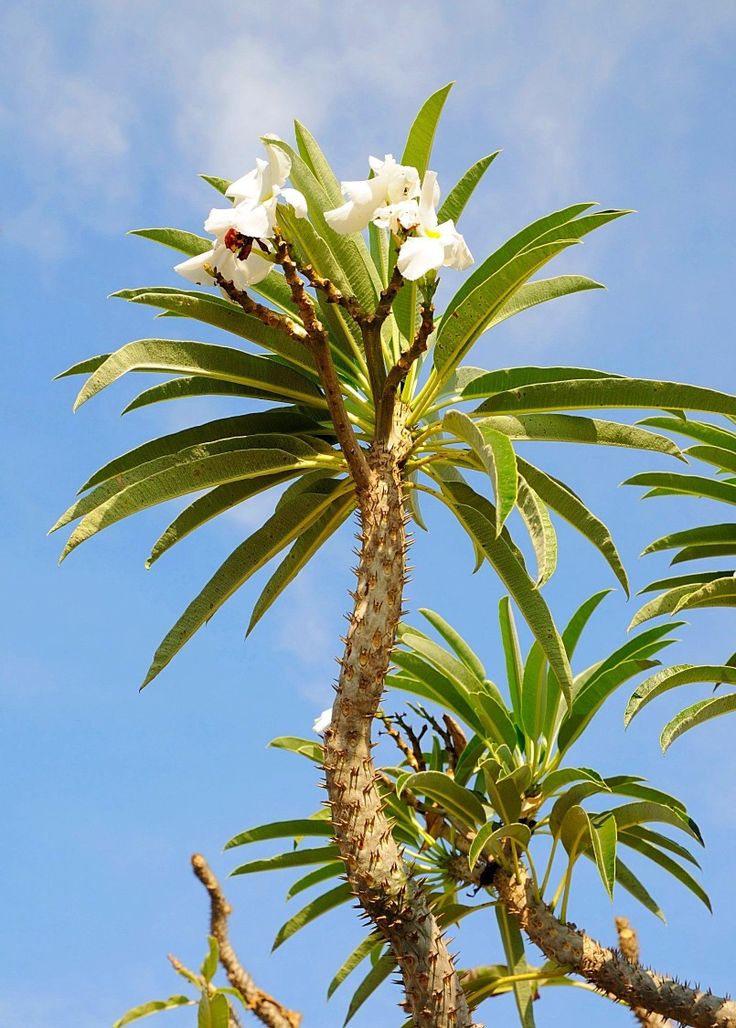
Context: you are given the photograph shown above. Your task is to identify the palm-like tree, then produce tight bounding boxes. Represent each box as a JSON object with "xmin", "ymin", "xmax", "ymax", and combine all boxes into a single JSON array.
[{"xmin": 55, "ymin": 85, "xmax": 736, "ymax": 1026}]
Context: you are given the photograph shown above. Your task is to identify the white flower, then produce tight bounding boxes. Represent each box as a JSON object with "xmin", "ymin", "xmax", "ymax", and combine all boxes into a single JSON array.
[
  {"xmin": 227, "ymin": 135, "xmax": 307, "ymax": 219},
  {"xmin": 394, "ymin": 171, "xmax": 474, "ymax": 281},
  {"xmin": 313, "ymin": 707, "xmax": 333, "ymax": 735},
  {"xmin": 325, "ymin": 155, "xmax": 420, "ymax": 234},
  {"xmin": 175, "ymin": 135, "xmax": 306, "ymax": 290},
  {"xmin": 174, "ymin": 242, "xmax": 272, "ymax": 290}
]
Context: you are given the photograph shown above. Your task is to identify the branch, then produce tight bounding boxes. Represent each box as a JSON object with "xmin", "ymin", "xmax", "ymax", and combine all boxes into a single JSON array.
[
  {"xmin": 212, "ymin": 271, "xmax": 307, "ymax": 342},
  {"xmin": 297, "ymin": 263, "xmax": 365, "ymax": 323},
  {"xmin": 615, "ymin": 917, "xmax": 673, "ymax": 1028},
  {"xmin": 191, "ymin": 854, "xmax": 302, "ymax": 1028},
  {"xmin": 274, "ymin": 236, "xmax": 372, "ymax": 495},
  {"xmin": 376, "ymin": 295, "xmax": 435, "ymax": 444},
  {"xmin": 494, "ymin": 865, "xmax": 736, "ymax": 1028}
]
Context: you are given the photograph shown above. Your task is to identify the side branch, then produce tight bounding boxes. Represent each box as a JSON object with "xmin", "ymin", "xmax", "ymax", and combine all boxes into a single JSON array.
[
  {"xmin": 275, "ymin": 236, "xmax": 372, "ymax": 495},
  {"xmin": 615, "ymin": 917, "xmax": 673, "ymax": 1028},
  {"xmin": 191, "ymin": 854, "xmax": 301, "ymax": 1028},
  {"xmin": 376, "ymin": 297, "xmax": 435, "ymax": 443},
  {"xmin": 495, "ymin": 866, "xmax": 736, "ymax": 1028},
  {"xmin": 212, "ymin": 272, "xmax": 307, "ymax": 341}
]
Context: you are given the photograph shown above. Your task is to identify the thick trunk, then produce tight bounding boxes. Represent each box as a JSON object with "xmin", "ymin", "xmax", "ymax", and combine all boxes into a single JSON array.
[{"xmin": 323, "ymin": 442, "xmax": 474, "ymax": 1028}]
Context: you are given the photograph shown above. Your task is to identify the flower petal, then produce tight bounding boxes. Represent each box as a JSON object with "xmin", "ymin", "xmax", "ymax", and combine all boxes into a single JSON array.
[
  {"xmin": 397, "ymin": 236, "xmax": 445, "ymax": 280},
  {"xmin": 313, "ymin": 707, "xmax": 332, "ymax": 734},
  {"xmin": 439, "ymin": 220, "xmax": 474, "ymax": 271},
  {"xmin": 226, "ymin": 166, "xmax": 261, "ymax": 205},
  {"xmin": 174, "ymin": 249, "xmax": 216, "ymax": 285},
  {"xmin": 279, "ymin": 186, "xmax": 308, "ymax": 219}
]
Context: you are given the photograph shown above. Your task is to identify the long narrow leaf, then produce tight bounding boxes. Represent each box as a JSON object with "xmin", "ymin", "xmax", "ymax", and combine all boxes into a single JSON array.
[{"xmin": 142, "ymin": 485, "xmax": 345, "ymax": 686}]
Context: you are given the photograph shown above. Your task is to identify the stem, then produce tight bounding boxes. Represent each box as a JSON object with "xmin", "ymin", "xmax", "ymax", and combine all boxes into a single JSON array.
[
  {"xmin": 322, "ymin": 446, "xmax": 474, "ymax": 1028},
  {"xmin": 191, "ymin": 854, "xmax": 301, "ymax": 1028},
  {"xmin": 495, "ymin": 865, "xmax": 736, "ymax": 1028}
]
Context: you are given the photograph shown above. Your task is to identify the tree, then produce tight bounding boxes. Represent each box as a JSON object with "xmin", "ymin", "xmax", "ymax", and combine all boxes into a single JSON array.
[{"xmin": 55, "ymin": 86, "xmax": 736, "ymax": 1027}]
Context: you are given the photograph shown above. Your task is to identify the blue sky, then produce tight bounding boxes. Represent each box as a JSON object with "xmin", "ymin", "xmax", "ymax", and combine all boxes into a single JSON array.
[{"xmin": 3, "ymin": 2, "xmax": 736, "ymax": 1025}]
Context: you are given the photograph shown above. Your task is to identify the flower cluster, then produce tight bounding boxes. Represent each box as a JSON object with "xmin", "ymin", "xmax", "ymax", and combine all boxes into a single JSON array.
[
  {"xmin": 175, "ymin": 143, "xmax": 472, "ymax": 292},
  {"xmin": 325, "ymin": 155, "xmax": 473, "ymax": 281},
  {"xmin": 175, "ymin": 136, "xmax": 306, "ymax": 290}
]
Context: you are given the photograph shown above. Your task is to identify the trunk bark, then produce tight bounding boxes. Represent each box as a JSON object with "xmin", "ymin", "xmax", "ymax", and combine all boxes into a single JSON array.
[
  {"xmin": 496, "ymin": 867, "xmax": 736, "ymax": 1028},
  {"xmin": 322, "ymin": 441, "xmax": 475, "ymax": 1028}
]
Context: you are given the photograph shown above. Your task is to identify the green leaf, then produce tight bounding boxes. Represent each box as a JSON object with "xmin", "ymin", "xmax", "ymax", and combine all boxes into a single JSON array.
[
  {"xmin": 294, "ymin": 120, "xmax": 344, "ymax": 206},
  {"xmin": 687, "ymin": 444, "xmax": 736, "ymax": 474},
  {"xmin": 477, "ymin": 378, "xmax": 736, "ymax": 419},
  {"xmin": 639, "ymin": 571, "xmax": 733, "ymax": 594},
  {"xmin": 625, "ymin": 472, "xmax": 736, "ymax": 506},
  {"xmin": 441, "ymin": 481, "xmax": 573, "ymax": 698},
  {"xmin": 437, "ymin": 152, "xmax": 500, "ymax": 225},
  {"xmin": 122, "ymin": 376, "xmax": 286, "ymax": 413},
  {"xmin": 57, "ymin": 443, "xmax": 322, "ymax": 560},
  {"xmin": 485, "ymin": 275, "xmax": 605, "ymax": 330},
  {"xmin": 328, "ymin": 933, "xmax": 383, "ymax": 999},
  {"xmin": 129, "ymin": 227, "xmax": 211, "ymax": 256},
  {"xmin": 269, "ymin": 736, "xmax": 323, "ymax": 762},
  {"xmin": 287, "ymin": 862, "xmax": 344, "ymax": 900},
  {"xmin": 248, "ymin": 492, "xmax": 354, "ymax": 633},
  {"xmin": 198, "ymin": 991, "xmax": 229, "ymax": 1028},
  {"xmin": 434, "ymin": 238, "xmax": 581, "ymax": 377},
  {"xmin": 540, "ymin": 767, "xmax": 606, "ymax": 799},
  {"xmin": 225, "ymin": 818, "xmax": 334, "ymax": 850},
  {"xmin": 516, "ymin": 479, "xmax": 557, "ymax": 586},
  {"xmin": 479, "ymin": 413, "xmax": 683, "ymax": 458},
  {"xmin": 625, "ymin": 664, "xmax": 736, "ymax": 726},
  {"xmin": 622, "ymin": 826, "xmax": 701, "ymax": 868},
  {"xmin": 517, "ymin": 459, "xmax": 629, "ymax": 594},
  {"xmin": 459, "ymin": 365, "xmax": 622, "ymax": 401},
  {"xmin": 344, "ymin": 953, "xmax": 396, "ymax": 1025},
  {"xmin": 589, "ymin": 813, "xmax": 617, "ymax": 899},
  {"xmin": 147, "ymin": 473, "xmax": 299, "ymax": 568},
  {"xmin": 620, "ymin": 835, "xmax": 710, "ymax": 910},
  {"xmin": 273, "ymin": 883, "xmax": 352, "ymax": 949},
  {"xmin": 673, "ymin": 575, "xmax": 736, "ymax": 612},
  {"xmin": 113, "ymin": 288, "xmax": 310, "ymax": 369},
  {"xmin": 549, "ymin": 782, "xmax": 611, "ymax": 837},
  {"xmin": 55, "ymin": 353, "xmax": 110, "ymax": 379},
  {"xmin": 442, "ymin": 203, "xmax": 602, "ymax": 326},
  {"xmin": 469, "ymin": 822, "xmax": 531, "ymax": 871},
  {"xmin": 113, "ymin": 997, "xmax": 195, "ymax": 1027},
  {"xmin": 609, "ymin": 802, "xmax": 702, "ymax": 845},
  {"xmin": 557, "ymin": 659, "xmax": 661, "ymax": 754},
  {"xmin": 199, "ymin": 173, "xmax": 231, "ymax": 195},
  {"xmin": 74, "ymin": 339, "xmax": 324, "ymax": 411},
  {"xmin": 498, "ymin": 597, "xmax": 524, "ymax": 723},
  {"xmin": 397, "ymin": 770, "xmax": 487, "ymax": 827},
  {"xmin": 520, "ymin": 641, "xmax": 549, "ymax": 744},
  {"xmin": 388, "ymin": 655, "xmax": 486, "ymax": 737},
  {"xmin": 230, "ymin": 845, "xmax": 340, "ymax": 876},
  {"xmin": 201, "ymin": 937, "xmax": 219, "ymax": 983},
  {"xmin": 141, "ymin": 484, "xmax": 345, "ymax": 686},
  {"xmin": 80, "ymin": 409, "xmax": 328, "ymax": 492},
  {"xmin": 401, "ymin": 82, "xmax": 453, "ymax": 175},
  {"xmin": 614, "ymin": 859, "xmax": 665, "ymax": 921},
  {"xmin": 629, "ymin": 583, "xmax": 703, "ymax": 629},
  {"xmin": 661, "ymin": 692, "xmax": 736, "ymax": 750},
  {"xmin": 444, "ymin": 410, "xmax": 518, "ymax": 533},
  {"xmin": 639, "ymin": 416, "xmax": 736, "ymax": 453},
  {"xmin": 495, "ymin": 905, "xmax": 537, "ymax": 1028},
  {"xmin": 418, "ymin": 608, "xmax": 486, "ymax": 681},
  {"xmin": 642, "ymin": 522, "xmax": 736, "ymax": 555}
]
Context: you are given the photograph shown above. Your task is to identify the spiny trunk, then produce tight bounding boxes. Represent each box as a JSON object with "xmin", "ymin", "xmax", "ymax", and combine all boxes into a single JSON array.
[
  {"xmin": 496, "ymin": 867, "xmax": 736, "ymax": 1028},
  {"xmin": 322, "ymin": 443, "xmax": 474, "ymax": 1028}
]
